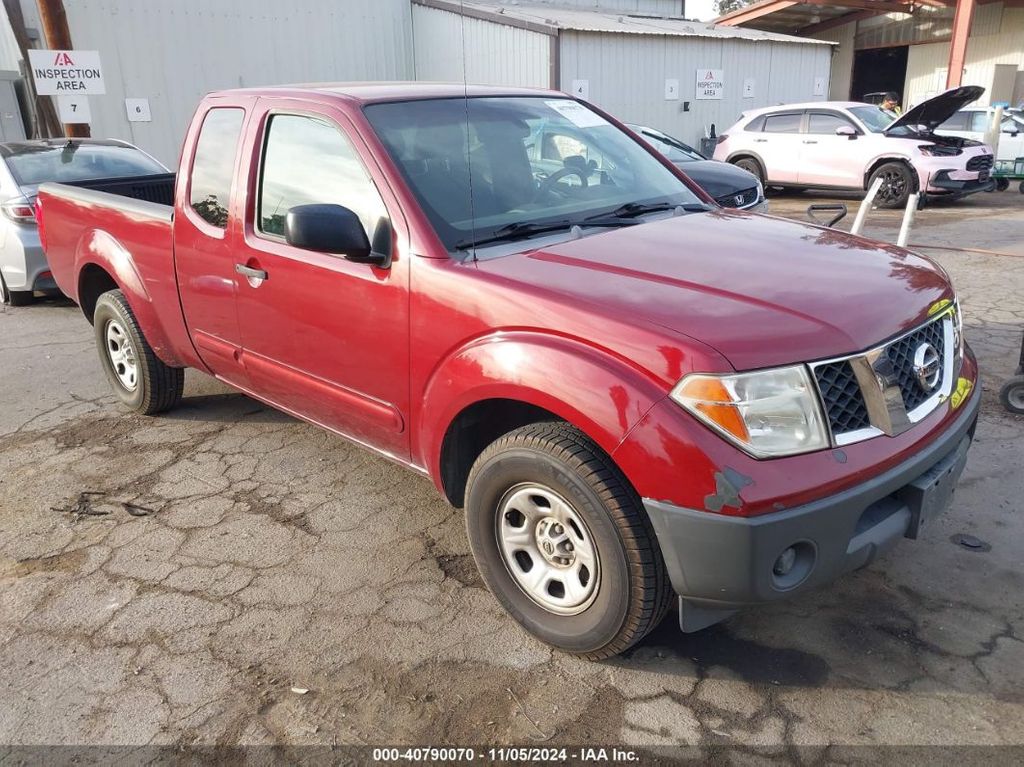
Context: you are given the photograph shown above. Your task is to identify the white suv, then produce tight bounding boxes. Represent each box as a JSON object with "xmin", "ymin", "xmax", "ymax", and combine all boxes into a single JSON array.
[
  {"xmin": 937, "ymin": 106, "xmax": 1024, "ymax": 165},
  {"xmin": 713, "ymin": 86, "xmax": 995, "ymax": 208}
]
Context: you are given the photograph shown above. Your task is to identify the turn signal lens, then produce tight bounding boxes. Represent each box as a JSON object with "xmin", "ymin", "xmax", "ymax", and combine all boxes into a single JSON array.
[{"xmin": 671, "ymin": 366, "xmax": 829, "ymax": 458}]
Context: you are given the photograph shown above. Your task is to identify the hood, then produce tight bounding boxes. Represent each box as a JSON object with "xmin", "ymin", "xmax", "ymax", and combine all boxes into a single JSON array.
[
  {"xmin": 676, "ymin": 160, "xmax": 759, "ymax": 199},
  {"xmin": 476, "ymin": 211, "xmax": 953, "ymax": 371},
  {"xmin": 885, "ymin": 86, "xmax": 984, "ymax": 135}
]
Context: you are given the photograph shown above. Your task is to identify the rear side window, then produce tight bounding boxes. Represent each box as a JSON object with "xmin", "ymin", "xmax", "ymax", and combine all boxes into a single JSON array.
[
  {"xmin": 968, "ymin": 112, "xmax": 991, "ymax": 132},
  {"xmin": 808, "ymin": 112, "xmax": 855, "ymax": 134},
  {"xmin": 190, "ymin": 108, "xmax": 244, "ymax": 228},
  {"xmin": 744, "ymin": 115, "xmax": 766, "ymax": 132},
  {"xmin": 763, "ymin": 113, "xmax": 802, "ymax": 133},
  {"xmin": 257, "ymin": 113, "xmax": 387, "ymax": 241},
  {"xmin": 939, "ymin": 111, "xmax": 969, "ymax": 131}
]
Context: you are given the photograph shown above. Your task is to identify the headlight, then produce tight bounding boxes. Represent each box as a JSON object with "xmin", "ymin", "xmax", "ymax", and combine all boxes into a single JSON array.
[{"xmin": 670, "ymin": 366, "xmax": 829, "ymax": 458}]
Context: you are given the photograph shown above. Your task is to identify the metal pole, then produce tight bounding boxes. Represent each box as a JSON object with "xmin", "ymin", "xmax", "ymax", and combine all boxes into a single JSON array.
[
  {"xmin": 946, "ymin": 0, "xmax": 976, "ymax": 89},
  {"xmin": 897, "ymin": 193, "xmax": 919, "ymax": 248},
  {"xmin": 850, "ymin": 176, "xmax": 883, "ymax": 236},
  {"xmin": 36, "ymin": 0, "xmax": 90, "ymax": 138}
]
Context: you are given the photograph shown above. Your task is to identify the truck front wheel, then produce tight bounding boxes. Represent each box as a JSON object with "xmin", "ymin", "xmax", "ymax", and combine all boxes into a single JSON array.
[
  {"xmin": 93, "ymin": 289, "xmax": 184, "ymax": 415},
  {"xmin": 464, "ymin": 422, "xmax": 672, "ymax": 659}
]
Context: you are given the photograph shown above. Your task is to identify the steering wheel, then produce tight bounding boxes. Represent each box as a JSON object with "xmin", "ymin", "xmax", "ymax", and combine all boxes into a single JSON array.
[{"xmin": 535, "ymin": 166, "xmax": 588, "ymax": 200}]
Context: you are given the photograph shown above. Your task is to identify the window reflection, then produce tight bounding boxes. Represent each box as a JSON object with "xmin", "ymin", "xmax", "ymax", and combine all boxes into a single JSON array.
[
  {"xmin": 190, "ymin": 108, "xmax": 244, "ymax": 228},
  {"xmin": 258, "ymin": 114, "xmax": 387, "ymax": 241}
]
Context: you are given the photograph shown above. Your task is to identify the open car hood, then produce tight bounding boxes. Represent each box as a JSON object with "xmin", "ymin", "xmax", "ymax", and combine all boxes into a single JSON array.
[{"xmin": 885, "ymin": 85, "xmax": 985, "ymax": 135}]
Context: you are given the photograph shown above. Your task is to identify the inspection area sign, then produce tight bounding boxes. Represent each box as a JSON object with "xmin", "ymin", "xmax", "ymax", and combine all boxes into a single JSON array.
[
  {"xmin": 28, "ymin": 50, "xmax": 105, "ymax": 95},
  {"xmin": 695, "ymin": 68, "xmax": 724, "ymax": 100}
]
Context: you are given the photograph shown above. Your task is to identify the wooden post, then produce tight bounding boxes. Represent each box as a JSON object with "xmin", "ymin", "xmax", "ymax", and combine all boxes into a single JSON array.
[
  {"xmin": 945, "ymin": 0, "xmax": 976, "ymax": 89},
  {"xmin": 36, "ymin": 0, "xmax": 90, "ymax": 137},
  {"xmin": 3, "ymin": 0, "xmax": 60, "ymax": 137}
]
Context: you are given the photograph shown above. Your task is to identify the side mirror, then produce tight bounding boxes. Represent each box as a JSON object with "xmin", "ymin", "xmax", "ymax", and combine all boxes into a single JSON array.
[
  {"xmin": 835, "ymin": 125, "xmax": 857, "ymax": 139},
  {"xmin": 284, "ymin": 204, "xmax": 390, "ymax": 267}
]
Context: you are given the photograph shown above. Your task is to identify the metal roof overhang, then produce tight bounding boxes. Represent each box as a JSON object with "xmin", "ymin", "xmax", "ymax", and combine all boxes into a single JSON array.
[{"xmin": 713, "ymin": 0, "xmax": 960, "ymax": 36}]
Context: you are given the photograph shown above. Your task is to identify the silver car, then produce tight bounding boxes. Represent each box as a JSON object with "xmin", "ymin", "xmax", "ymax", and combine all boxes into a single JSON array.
[{"xmin": 0, "ymin": 139, "xmax": 168, "ymax": 306}]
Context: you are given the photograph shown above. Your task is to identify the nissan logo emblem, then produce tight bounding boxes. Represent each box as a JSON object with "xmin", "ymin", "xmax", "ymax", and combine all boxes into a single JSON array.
[{"xmin": 913, "ymin": 342, "xmax": 941, "ymax": 392}]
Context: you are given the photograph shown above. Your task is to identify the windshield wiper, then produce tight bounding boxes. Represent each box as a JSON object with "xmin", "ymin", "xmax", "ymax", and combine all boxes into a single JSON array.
[
  {"xmin": 584, "ymin": 201, "xmax": 710, "ymax": 223},
  {"xmin": 453, "ymin": 217, "xmax": 639, "ymax": 251}
]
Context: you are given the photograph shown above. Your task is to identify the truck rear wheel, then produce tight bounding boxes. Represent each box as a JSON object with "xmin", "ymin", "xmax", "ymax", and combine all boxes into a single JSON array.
[
  {"xmin": 93, "ymin": 289, "xmax": 184, "ymax": 415},
  {"xmin": 464, "ymin": 422, "xmax": 672, "ymax": 659}
]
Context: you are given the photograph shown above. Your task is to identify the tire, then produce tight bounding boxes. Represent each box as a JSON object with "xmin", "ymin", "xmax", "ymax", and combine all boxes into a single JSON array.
[
  {"xmin": 994, "ymin": 177, "xmax": 1009, "ymax": 192},
  {"xmin": 1000, "ymin": 375, "xmax": 1024, "ymax": 415},
  {"xmin": 731, "ymin": 156, "xmax": 765, "ymax": 186},
  {"xmin": 1019, "ymin": 180, "xmax": 1024, "ymax": 195},
  {"xmin": 1, "ymin": 273, "xmax": 32, "ymax": 306},
  {"xmin": 464, "ymin": 422, "xmax": 672, "ymax": 659},
  {"xmin": 93, "ymin": 289, "xmax": 184, "ymax": 414},
  {"xmin": 869, "ymin": 162, "xmax": 915, "ymax": 209}
]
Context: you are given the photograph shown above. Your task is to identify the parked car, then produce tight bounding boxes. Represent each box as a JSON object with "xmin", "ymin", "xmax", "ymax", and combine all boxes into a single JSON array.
[
  {"xmin": 936, "ymin": 106, "xmax": 1024, "ymax": 165},
  {"xmin": 37, "ymin": 84, "xmax": 979, "ymax": 659},
  {"xmin": 0, "ymin": 138, "xmax": 170, "ymax": 306},
  {"xmin": 714, "ymin": 86, "xmax": 995, "ymax": 208},
  {"xmin": 626, "ymin": 124, "xmax": 765, "ymax": 210}
]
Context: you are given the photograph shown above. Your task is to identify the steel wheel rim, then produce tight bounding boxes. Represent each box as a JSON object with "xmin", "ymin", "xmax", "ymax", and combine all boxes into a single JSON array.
[
  {"xmin": 1009, "ymin": 385, "xmax": 1024, "ymax": 411},
  {"xmin": 877, "ymin": 170, "xmax": 907, "ymax": 202},
  {"xmin": 496, "ymin": 483, "xmax": 600, "ymax": 616},
  {"xmin": 105, "ymin": 319, "xmax": 138, "ymax": 392}
]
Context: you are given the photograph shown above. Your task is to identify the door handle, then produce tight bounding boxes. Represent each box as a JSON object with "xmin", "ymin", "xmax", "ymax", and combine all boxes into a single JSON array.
[
  {"xmin": 235, "ymin": 263, "xmax": 268, "ymax": 281},
  {"xmin": 803, "ymin": 140, "xmax": 818, "ymax": 144}
]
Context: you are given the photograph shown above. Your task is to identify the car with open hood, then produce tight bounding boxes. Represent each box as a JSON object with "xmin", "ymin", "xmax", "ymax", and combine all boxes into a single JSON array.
[{"xmin": 713, "ymin": 86, "xmax": 995, "ymax": 207}]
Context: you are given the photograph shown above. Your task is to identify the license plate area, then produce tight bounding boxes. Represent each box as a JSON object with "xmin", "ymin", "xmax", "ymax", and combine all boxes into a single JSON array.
[{"xmin": 899, "ymin": 436, "xmax": 970, "ymax": 540}]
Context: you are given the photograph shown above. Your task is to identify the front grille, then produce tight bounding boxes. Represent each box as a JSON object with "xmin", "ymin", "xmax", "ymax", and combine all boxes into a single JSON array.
[
  {"xmin": 814, "ymin": 360, "xmax": 871, "ymax": 433},
  {"xmin": 966, "ymin": 154, "xmax": 993, "ymax": 172},
  {"xmin": 811, "ymin": 313, "xmax": 952, "ymax": 444},
  {"xmin": 716, "ymin": 186, "xmax": 758, "ymax": 209},
  {"xmin": 885, "ymin": 317, "xmax": 945, "ymax": 412}
]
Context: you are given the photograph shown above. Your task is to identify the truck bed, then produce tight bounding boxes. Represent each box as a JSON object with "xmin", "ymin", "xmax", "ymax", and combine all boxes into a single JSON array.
[{"xmin": 36, "ymin": 177, "xmax": 194, "ymax": 367}]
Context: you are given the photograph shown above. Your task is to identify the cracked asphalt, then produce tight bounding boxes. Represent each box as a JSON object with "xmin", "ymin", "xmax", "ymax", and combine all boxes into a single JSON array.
[{"xmin": 0, "ymin": 191, "xmax": 1022, "ymax": 754}]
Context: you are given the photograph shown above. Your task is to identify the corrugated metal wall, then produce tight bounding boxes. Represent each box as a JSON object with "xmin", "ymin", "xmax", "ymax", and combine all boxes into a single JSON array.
[
  {"xmin": 811, "ymin": 23, "xmax": 854, "ymax": 100},
  {"xmin": 14, "ymin": 0, "xmax": 414, "ymax": 165},
  {"xmin": 412, "ymin": 5, "xmax": 552, "ymax": 87},
  {"xmin": 559, "ymin": 31, "xmax": 832, "ymax": 147},
  {"xmin": 904, "ymin": 5, "xmax": 1024, "ymax": 109}
]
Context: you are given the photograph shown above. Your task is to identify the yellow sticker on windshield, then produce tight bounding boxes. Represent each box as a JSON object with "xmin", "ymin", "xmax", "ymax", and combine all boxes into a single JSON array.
[
  {"xmin": 928, "ymin": 299, "xmax": 952, "ymax": 316},
  {"xmin": 950, "ymin": 377, "xmax": 973, "ymax": 410}
]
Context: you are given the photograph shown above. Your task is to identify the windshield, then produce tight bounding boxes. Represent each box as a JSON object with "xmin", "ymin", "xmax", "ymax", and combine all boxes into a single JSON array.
[
  {"xmin": 364, "ymin": 97, "xmax": 702, "ymax": 252},
  {"xmin": 849, "ymin": 106, "xmax": 898, "ymax": 133},
  {"xmin": 3, "ymin": 142, "xmax": 166, "ymax": 187}
]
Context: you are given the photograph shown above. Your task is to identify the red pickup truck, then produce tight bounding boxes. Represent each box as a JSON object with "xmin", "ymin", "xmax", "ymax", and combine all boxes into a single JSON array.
[{"xmin": 37, "ymin": 84, "xmax": 979, "ymax": 659}]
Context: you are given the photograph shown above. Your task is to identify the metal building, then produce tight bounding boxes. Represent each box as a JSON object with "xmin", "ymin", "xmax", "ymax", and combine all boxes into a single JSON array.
[
  {"xmin": 0, "ymin": 0, "xmax": 415, "ymax": 165},
  {"xmin": 413, "ymin": 0, "xmax": 835, "ymax": 147},
  {"xmin": 0, "ymin": 0, "xmax": 832, "ymax": 163},
  {"xmin": 715, "ymin": 0, "xmax": 1024, "ymax": 109}
]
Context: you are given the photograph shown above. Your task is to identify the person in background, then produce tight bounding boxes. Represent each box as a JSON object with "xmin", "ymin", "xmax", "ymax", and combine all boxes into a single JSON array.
[{"xmin": 881, "ymin": 92, "xmax": 903, "ymax": 115}]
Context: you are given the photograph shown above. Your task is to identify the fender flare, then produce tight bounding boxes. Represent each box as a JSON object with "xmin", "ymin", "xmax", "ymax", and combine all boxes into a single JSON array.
[
  {"xmin": 863, "ymin": 154, "xmax": 918, "ymax": 190},
  {"xmin": 74, "ymin": 229, "xmax": 189, "ymax": 368},
  {"xmin": 417, "ymin": 330, "xmax": 669, "ymax": 489}
]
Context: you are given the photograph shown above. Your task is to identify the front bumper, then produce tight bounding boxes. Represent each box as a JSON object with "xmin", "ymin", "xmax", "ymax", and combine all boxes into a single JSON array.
[
  {"xmin": 927, "ymin": 170, "xmax": 996, "ymax": 198},
  {"xmin": 642, "ymin": 385, "xmax": 979, "ymax": 631}
]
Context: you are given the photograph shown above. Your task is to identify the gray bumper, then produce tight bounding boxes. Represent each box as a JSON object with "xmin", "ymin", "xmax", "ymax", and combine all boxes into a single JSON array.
[{"xmin": 643, "ymin": 389, "xmax": 979, "ymax": 631}]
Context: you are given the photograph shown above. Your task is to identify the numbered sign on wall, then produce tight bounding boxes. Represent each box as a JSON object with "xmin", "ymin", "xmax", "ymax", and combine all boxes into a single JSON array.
[
  {"xmin": 125, "ymin": 98, "xmax": 152, "ymax": 123},
  {"xmin": 664, "ymin": 79, "xmax": 679, "ymax": 101},
  {"xmin": 56, "ymin": 94, "xmax": 90, "ymax": 124},
  {"xmin": 571, "ymin": 80, "xmax": 589, "ymax": 100}
]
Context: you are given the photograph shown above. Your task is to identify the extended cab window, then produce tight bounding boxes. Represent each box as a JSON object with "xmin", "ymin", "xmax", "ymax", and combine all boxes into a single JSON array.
[
  {"xmin": 763, "ymin": 113, "xmax": 802, "ymax": 133},
  {"xmin": 258, "ymin": 114, "xmax": 387, "ymax": 241},
  {"xmin": 190, "ymin": 108, "xmax": 244, "ymax": 228}
]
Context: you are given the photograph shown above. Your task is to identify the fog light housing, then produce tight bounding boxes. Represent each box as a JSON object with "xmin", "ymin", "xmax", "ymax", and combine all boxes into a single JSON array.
[
  {"xmin": 773, "ymin": 547, "xmax": 797, "ymax": 576},
  {"xmin": 770, "ymin": 541, "xmax": 816, "ymax": 590}
]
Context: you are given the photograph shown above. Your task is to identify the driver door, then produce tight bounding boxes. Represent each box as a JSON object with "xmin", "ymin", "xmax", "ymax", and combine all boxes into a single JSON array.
[
  {"xmin": 232, "ymin": 100, "xmax": 411, "ymax": 457},
  {"xmin": 798, "ymin": 111, "xmax": 863, "ymax": 188}
]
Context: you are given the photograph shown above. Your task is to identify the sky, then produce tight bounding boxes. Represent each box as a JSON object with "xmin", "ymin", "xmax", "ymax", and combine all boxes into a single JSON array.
[{"xmin": 686, "ymin": 0, "xmax": 719, "ymax": 22}]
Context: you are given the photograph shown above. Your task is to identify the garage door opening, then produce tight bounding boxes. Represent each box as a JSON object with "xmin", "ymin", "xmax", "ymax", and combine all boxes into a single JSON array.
[{"xmin": 850, "ymin": 46, "xmax": 909, "ymax": 107}]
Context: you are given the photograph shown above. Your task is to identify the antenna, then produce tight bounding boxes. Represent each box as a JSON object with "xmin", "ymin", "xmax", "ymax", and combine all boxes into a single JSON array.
[{"xmin": 460, "ymin": 0, "xmax": 478, "ymax": 262}]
